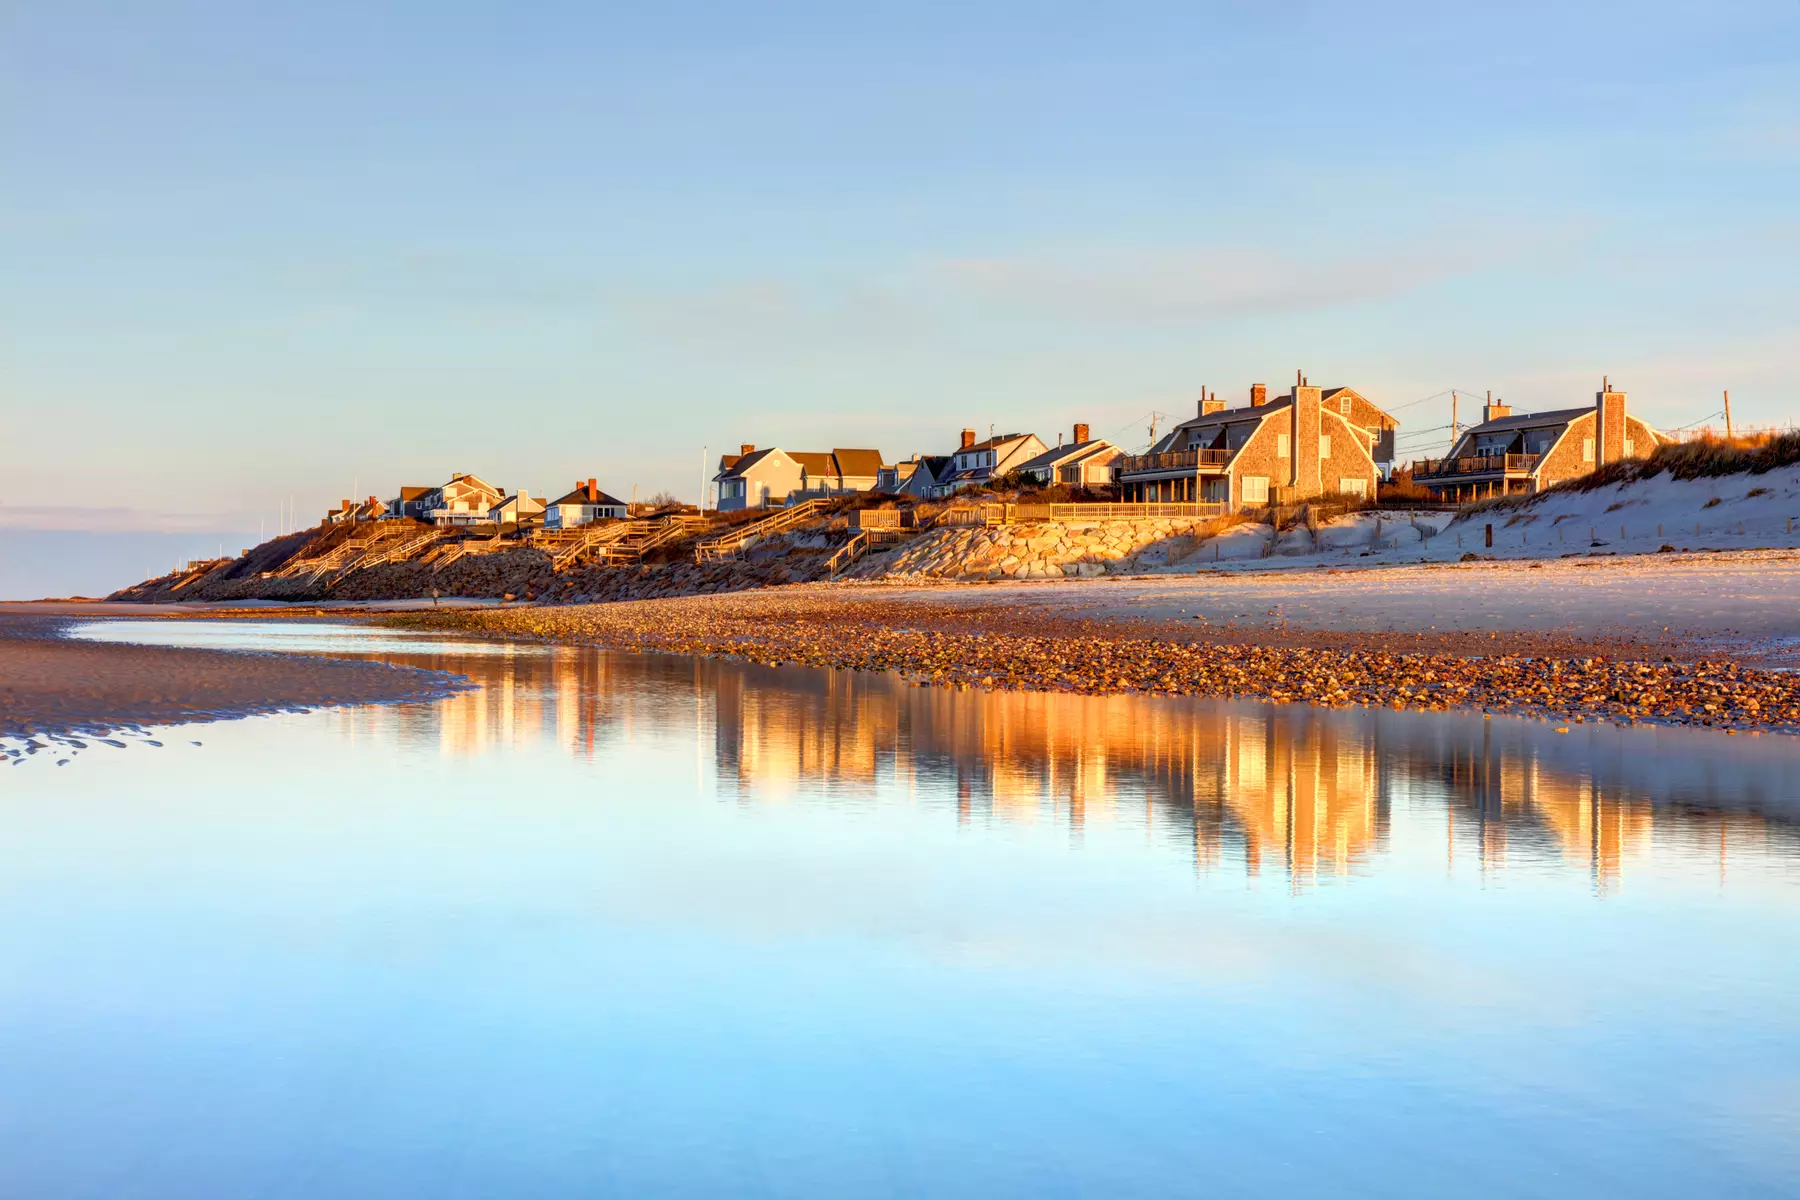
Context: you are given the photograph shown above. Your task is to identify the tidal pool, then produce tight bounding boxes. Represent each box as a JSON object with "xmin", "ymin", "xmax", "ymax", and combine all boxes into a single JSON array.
[{"xmin": 4, "ymin": 619, "xmax": 1799, "ymax": 1197}]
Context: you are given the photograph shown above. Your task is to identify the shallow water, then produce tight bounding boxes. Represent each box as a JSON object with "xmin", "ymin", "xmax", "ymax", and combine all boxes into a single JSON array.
[{"xmin": 5, "ymin": 619, "xmax": 1800, "ymax": 1197}]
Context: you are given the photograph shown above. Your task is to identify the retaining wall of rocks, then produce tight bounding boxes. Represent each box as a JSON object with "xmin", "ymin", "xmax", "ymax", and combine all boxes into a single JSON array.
[{"xmin": 862, "ymin": 519, "xmax": 1234, "ymax": 581}]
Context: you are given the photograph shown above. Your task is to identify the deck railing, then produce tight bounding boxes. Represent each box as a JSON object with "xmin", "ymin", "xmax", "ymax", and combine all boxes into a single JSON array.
[
  {"xmin": 1411, "ymin": 453, "xmax": 1541, "ymax": 478},
  {"xmin": 1116, "ymin": 448, "xmax": 1232, "ymax": 476}
]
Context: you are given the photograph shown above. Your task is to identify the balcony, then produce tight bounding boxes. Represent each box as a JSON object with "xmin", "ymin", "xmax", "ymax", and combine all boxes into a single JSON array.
[
  {"xmin": 1116, "ymin": 447, "xmax": 1232, "ymax": 476},
  {"xmin": 1411, "ymin": 453, "xmax": 1540, "ymax": 479}
]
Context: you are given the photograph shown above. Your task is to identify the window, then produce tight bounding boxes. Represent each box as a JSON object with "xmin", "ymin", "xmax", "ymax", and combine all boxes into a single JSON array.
[
  {"xmin": 1319, "ymin": 434, "xmax": 1332, "ymax": 458},
  {"xmin": 1241, "ymin": 475, "xmax": 1269, "ymax": 505},
  {"xmin": 1582, "ymin": 438, "xmax": 1595, "ymax": 463},
  {"xmin": 1276, "ymin": 433, "xmax": 1291, "ymax": 457},
  {"xmin": 1339, "ymin": 477, "xmax": 1368, "ymax": 497},
  {"xmin": 1623, "ymin": 438, "xmax": 1635, "ymax": 457},
  {"xmin": 1340, "ymin": 395, "xmax": 1353, "ymax": 414}
]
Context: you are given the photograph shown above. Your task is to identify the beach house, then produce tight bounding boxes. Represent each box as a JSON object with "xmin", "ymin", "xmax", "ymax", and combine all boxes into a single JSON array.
[
  {"xmin": 422, "ymin": 474, "xmax": 506, "ymax": 526},
  {"xmin": 488, "ymin": 491, "xmax": 547, "ymax": 531},
  {"xmin": 1408, "ymin": 382, "xmax": 1667, "ymax": 501},
  {"xmin": 713, "ymin": 446, "xmax": 887, "ymax": 511},
  {"xmin": 931, "ymin": 430, "xmax": 1049, "ymax": 496},
  {"xmin": 1115, "ymin": 378, "xmax": 1398, "ymax": 509},
  {"xmin": 327, "ymin": 496, "xmax": 387, "ymax": 524},
  {"xmin": 387, "ymin": 486, "xmax": 436, "ymax": 521},
  {"xmin": 543, "ymin": 480, "xmax": 627, "ymax": 529},
  {"xmin": 1012, "ymin": 425, "xmax": 1122, "ymax": 489}
]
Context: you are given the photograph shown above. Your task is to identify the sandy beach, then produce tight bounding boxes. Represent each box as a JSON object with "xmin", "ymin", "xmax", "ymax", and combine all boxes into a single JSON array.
[{"xmin": 0, "ymin": 605, "xmax": 471, "ymax": 740}]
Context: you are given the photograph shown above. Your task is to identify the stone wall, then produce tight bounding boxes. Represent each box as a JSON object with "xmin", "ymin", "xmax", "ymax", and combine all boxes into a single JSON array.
[{"xmin": 862, "ymin": 518, "xmax": 1234, "ymax": 581}]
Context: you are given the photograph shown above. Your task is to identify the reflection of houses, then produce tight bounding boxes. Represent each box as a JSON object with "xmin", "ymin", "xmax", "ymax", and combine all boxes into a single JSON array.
[{"xmin": 322, "ymin": 637, "xmax": 1800, "ymax": 894}]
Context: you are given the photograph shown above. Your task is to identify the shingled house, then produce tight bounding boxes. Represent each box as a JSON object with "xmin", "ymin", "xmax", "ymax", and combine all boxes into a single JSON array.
[
  {"xmin": 1012, "ymin": 424, "xmax": 1122, "ymax": 488},
  {"xmin": 1410, "ymin": 382, "xmax": 1666, "ymax": 501},
  {"xmin": 1116, "ymin": 378, "xmax": 1398, "ymax": 509},
  {"xmin": 931, "ymin": 429, "xmax": 1049, "ymax": 496}
]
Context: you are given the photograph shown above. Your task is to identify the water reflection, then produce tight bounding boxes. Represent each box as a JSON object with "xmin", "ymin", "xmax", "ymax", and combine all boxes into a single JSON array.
[{"xmin": 314, "ymin": 630, "xmax": 1800, "ymax": 894}]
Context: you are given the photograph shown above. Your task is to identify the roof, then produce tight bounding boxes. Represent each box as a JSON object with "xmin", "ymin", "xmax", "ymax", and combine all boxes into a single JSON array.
[
  {"xmin": 831, "ymin": 448, "xmax": 884, "ymax": 477},
  {"xmin": 397, "ymin": 485, "xmax": 434, "ymax": 501},
  {"xmin": 549, "ymin": 486, "xmax": 626, "ymax": 508},
  {"xmin": 1013, "ymin": 439, "xmax": 1114, "ymax": 475},
  {"xmin": 492, "ymin": 493, "xmax": 545, "ymax": 510},
  {"xmin": 788, "ymin": 451, "xmax": 837, "ymax": 477},
  {"xmin": 717, "ymin": 447, "xmax": 786, "ymax": 479},
  {"xmin": 1461, "ymin": 406, "xmax": 1593, "ymax": 436},
  {"xmin": 958, "ymin": 432, "xmax": 1031, "ymax": 454}
]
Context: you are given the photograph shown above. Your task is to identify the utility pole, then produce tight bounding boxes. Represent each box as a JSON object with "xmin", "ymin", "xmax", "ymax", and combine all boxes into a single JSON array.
[
  {"xmin": 1451, "ymin": 391, "xmax": 1459, "ymax": 444},
  {"xmin": 699, "ymin": 446, "xmax": 708, "ymax": 514},
  {"xmin": 1724, "ymin": 390, "xmax": 1733, "ymax": 441}
]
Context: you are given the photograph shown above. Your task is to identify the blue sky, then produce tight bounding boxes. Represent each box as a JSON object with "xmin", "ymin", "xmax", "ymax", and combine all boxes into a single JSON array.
[{"xmin": 2, "ymin": 1, "xmax": 1797, "ymax": 593}]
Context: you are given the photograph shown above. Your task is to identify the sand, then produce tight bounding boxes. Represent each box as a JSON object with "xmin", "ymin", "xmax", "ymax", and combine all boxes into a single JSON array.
[{"xmin": 0, "ymin": 608, "xmax": 471, "ymax": 739}]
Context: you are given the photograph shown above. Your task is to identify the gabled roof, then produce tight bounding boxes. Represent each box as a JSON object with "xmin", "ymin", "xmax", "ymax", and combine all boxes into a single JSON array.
[
  {"xmin": 958, "ymin": 432, "xmax": 1032, "ymax": 454},
  {"xmin": 1461, "ymin": 406, "xmax": 1593, "ymax": 436},
  {"xmin": 549, "ymin": 485, "xmax": 626, "ymax": 508},
  {"xmin": 831, "ymin": 448, "xmax": 884, "ymax": 477},
  {"xmin": 718, "ymin": 447, "xmax": 788, "ymax": 479},
  {"xmin": 1013, "ymin": 439, "xmax": 1115, "ymax": 475},
  {"xmin": 788, "ymin": 451, "xmax": 837, "ymax": 477},
  {"xmin": 492, "ymin": 493, "xmax": 545, "ymax": 511},
  {"xmin": 397, "ymin": 486, "xmax": 434, "ymax": 502}
]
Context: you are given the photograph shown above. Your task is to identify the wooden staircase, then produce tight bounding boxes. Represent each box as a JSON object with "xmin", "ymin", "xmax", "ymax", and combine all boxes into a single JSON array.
[{"xmin": 694, "ymin": 499, "xmax": 828, "ymax": 563}]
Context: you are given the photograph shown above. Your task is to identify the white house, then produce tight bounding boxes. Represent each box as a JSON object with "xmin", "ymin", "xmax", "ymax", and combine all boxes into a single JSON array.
[
  {"xmin": 931, "ymin": 429, "xmax": 1048, "ymax": 496},
  {"xmin": 488, "ymin": 491, "xmax": 546, "ymax": 530},
  {"xmin": 544, "ymin": 479, "xmax": 628, "ymax": 529}
]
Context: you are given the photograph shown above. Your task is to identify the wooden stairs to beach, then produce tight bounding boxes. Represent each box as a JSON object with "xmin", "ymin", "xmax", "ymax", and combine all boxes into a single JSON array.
[
  {"xmin": 694, "ymin": 499, "xmax": 828, "ymax": 563},
  {"xmin": 597, "ymin": 514, "xmax": 708, "ymax": 564},
  {"xmin": 545, "ymin": 522, "xmax": 636, "ymax": 569},
  {"xmin": 825, "ymin": 526, "xmax": 914, "ymax": 577},
  {"xmin": 431, "ymin": 538, "xmax": 514, "ymax": 574}
]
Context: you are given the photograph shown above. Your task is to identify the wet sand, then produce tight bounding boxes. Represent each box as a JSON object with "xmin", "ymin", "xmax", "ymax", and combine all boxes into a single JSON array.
[{"xmin": 0, "ymin": 608, "xmax": 471, "ymax": 738}]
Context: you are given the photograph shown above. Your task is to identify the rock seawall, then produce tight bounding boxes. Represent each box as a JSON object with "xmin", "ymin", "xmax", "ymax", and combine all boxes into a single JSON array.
[{"xmin": 863, "ymin": 519, "xmax": 1233, "ymax": 580}]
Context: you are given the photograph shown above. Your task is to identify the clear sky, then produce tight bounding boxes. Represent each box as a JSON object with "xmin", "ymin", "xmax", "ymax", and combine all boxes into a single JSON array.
[{"xmin": 2, "ymin": 1, "xmax": 1797, "ymax": 594}]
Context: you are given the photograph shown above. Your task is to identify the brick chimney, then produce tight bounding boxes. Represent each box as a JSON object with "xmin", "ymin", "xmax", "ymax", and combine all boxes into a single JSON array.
[
  {"xmin": 1483, "ymin": 399, "xmax": 1512, "ymax": 422},
  {"xmin": 587, "ymin": 477, "xmax": 598, "ymax": 501},
  {"xmin": 1595, "ymin": 378, "xmax": 1627, "ymax": 465},
  {"xmin": 1250, "ymin": 383, "xmax": 1268, "ymax": 407},
  {"xmin": 1073, "ymin": 423, "xmax": 1090, "ymax": 445},
  {"xmin": 1201, "ymin": 386, "xmax": 1226, "ymax": 415},
  {"xmin": 740, "ymin": 443, "xmax": 755, "ymax": 456},
  {"xmin": 961, "ymin": 428, "xmax": 977, "ymax": 450},
  {"xmin": 341, "ymin": 498, "xmax": 350, "ymax": 512}
]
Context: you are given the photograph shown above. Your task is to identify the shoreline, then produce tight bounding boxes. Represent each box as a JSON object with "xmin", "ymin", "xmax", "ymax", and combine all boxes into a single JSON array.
[
  {"xmin": 0, "ymin": 609, "xmax": 473, "ymax": 743},
  {"xmin": 390, "ymin": 574, "xmax": 1800, "ymax": 736}
]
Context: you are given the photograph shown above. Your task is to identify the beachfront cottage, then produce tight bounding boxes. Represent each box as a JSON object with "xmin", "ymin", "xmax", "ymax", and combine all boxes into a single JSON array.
[
  {"xmin": 488, "ymin": 490, "xmax": 547, "ymax": 531},
  {"xmin": 413, "ymin": 474, "xmax": 506, "ymax": 527},
  {"xmin": 713, "ymin": 445, "xmax": 887, "ymax": 511},
  {"xmin": 1116, "ymin": 378, "xmax": 1398, "ymax": 509},
  {"xmin": 1409, "ymin": 382, "xmax": 1667, "ymax": 501},
  {"xmin": 387, "ymin": 486, "xmax": 436, "ymax": 521},
  {"xmin": 543, "ymin": 480, "xmax": 627, "ymax": 529},
  {"xmin": 879, "ymin": 455, "xmax": 952, "ymax": 498},
  {"xmin": 1013, "ymin": 425, "xmax": 1122, "ymax": 489},
  {"xmin": 327, "ymin": 496, "xmax": 388, "ymax": 524},
  {"xmin": 931, "ymin": 429, "xmax": 1049, "ymax": 496}
]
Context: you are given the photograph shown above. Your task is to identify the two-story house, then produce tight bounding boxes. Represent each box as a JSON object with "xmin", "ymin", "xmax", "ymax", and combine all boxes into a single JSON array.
[
  {"xmin": 1410, "ymin": 382, "xmax": 1666, "ymax": 502},
  {"xmin": 489, "ymin": 490, "xmax": 547, "ymax": 531},
  {"xmin": 713, "ymin": 445, "xmax": 886, "ymax": 511},
  {"xmin": 422, "ymin": 474, "xmax": 505, "ymax": 526},
  {"xmin": 931, "ymin": 429, "xmax": 1049, "ymax": 496},
  {"xmin": 1116, "ymin": 378, "xmax": 1398, "ymax": 509},
  {"xmin": 543, "ymin": 479, "xmax": 627, "ymax": 529},
  {"xmin": 386, "ymin": 486, "xmax": 436, "ymax": 521}
]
